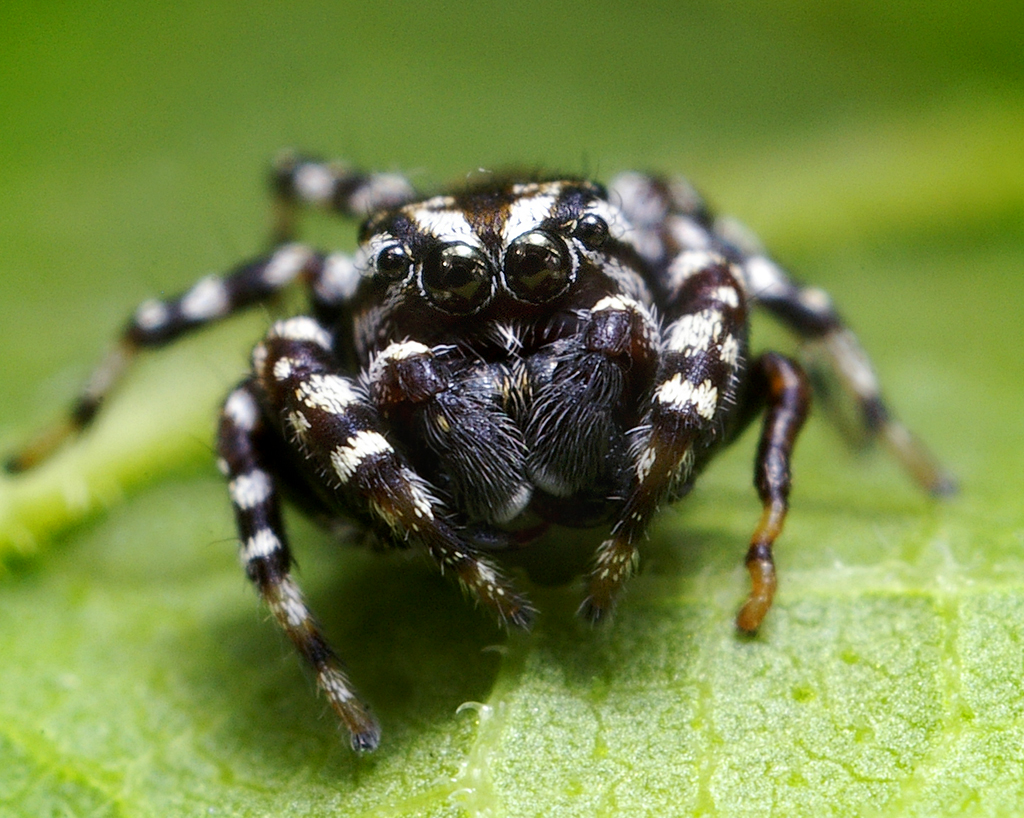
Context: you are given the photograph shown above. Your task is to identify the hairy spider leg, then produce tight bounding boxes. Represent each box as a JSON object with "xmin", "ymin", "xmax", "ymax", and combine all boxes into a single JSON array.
[
  {"xmin": 253, "ymin": 317, "xmax": 535, "ymax": 630},
  {"xmin": 4, "ymin": 243, "xmax": 327, "ymax": 472},
  {"xmin": 610, "ymin": 170, "xmax": 955, "ymax": 497},
  {"xmin": 216, "ymin": 379, "xmax": 381, "ymax": 751},
  {"xmin": 731, "ymin": 246, "xmax": 957, "ymax": 497},
  {"xmin": 581, "ymin": 255, "xmax": 750, "ymax": 621},
  {"xmin": 5, "ymin": 153, "xmax": 412, "ymax": 474},
  {"xmin": 270, "ymin": 151, "xmax": 416, "ymax": 243}
]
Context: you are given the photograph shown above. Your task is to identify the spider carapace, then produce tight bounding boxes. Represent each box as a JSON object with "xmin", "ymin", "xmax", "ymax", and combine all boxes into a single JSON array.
[{"xmin": 6, "ymin": 153, "xmax": 955, "ymax": 750}]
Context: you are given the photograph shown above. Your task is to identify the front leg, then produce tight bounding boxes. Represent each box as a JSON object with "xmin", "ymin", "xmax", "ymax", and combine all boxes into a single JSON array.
[
  {"xmin": 217, "ymin": 379, "xmax": 381, "ymax": 751},
  {"xmin": 582, "ymin": 254, "xmax": 749, "ymax": 621},
  {"xmin": 255, "ymin": 317, "xmax": 534, "ymax": 630}
]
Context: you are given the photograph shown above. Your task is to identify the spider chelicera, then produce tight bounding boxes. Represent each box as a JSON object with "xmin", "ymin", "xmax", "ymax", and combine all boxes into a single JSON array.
[{"xmin": 6, "ymin": 152, "xmax": 955, "ymax": 750}]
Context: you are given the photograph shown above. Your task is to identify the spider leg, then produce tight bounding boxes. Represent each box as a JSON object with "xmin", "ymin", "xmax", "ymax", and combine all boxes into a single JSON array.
[
  {"xmin": 254, "ymin": 317, "xmax": 534, "ymax": 630},
  {"xmin": 4, "ymin": 244, "xmax": 327, "ymax": 472},
  {"xmin": 270, "ymin": 151, "xmax": 416, "ymax": 243},
  {"xmin": 216, "ymin": 379, "xmax": 380, "ymax": 751},
  {"xmin": 731, "ymin": 352, "xmax": 812, "ymax": 633},
  {"xmin": 581, "ymin": 254, "xmax": 749, "ymax": 621},
  {"xmin": 731, "ymin": 242, "xmax": 957, "ymax": 497},
  {"xmin": 609, "ymin": 171, "xmax": 954, "ymax": 497}
]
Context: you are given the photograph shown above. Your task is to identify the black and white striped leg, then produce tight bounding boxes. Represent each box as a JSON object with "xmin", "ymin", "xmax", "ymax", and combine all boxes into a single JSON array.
[
  {"xmin": 217, "ymin": 380, "xmax": 380, "ymax": 751},
  {"xmin": 581, "ymin": 256, "xmax": 749, "ymax": 621},
  {"xmin": 4, "ymin": 244, "xmax": 324, "ymax": 473},
  {"xmin": 270, "ymin": 151, "xmax": 416, "ymax": 243},
  {"xmin": 734, "ymin": 352, "xmax": 811, "ymax": 633},
  {"xmin": 255, "ymin": 317, "xmax": 534, "ymax": 630},
  {"xmin": 739, "ymin": 251, "xmax": 957, "ymax": 496}
]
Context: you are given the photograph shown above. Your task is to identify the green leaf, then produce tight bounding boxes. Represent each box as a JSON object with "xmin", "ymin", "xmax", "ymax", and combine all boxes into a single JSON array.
[{"xmin": 2, "ymin": 2, "xmax": 1022, "ymax": 816}]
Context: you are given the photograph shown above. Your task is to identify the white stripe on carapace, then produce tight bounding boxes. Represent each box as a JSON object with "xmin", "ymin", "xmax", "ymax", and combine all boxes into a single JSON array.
[
  {"xmin": 410, "ymin": 207, "xmax": 480, "ymax": 246},
  {"xmin": 501, "ymin": 193, "xmax": 558, "ymax": 244}
]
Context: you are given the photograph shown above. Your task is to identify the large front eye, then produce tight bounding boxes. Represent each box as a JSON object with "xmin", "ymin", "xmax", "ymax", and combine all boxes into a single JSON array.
[
  {"xmin": 375, "ymin": 243, "xmax": 412, "ymax": 280},
  {"xmin": 421, "ymin": 243, "xmax": 494, "ymax": 314},
  {"xmin": 504, "ymin": 230, "xmax": 573, "ymax": 303}
]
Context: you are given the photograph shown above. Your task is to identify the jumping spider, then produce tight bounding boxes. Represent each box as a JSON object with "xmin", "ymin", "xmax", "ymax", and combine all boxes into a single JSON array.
[{"xmin": 6, "ymin": 153, "xmax": 955, "ymax": 751}]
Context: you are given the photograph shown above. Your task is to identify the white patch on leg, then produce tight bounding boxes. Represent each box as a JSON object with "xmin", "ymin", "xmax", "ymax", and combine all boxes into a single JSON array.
[
  {"xmin": 331, "ymin": 430, "xmax": 393, "ymax": 483},
  {"xmin": 243, "ymin": 527, "xmax": 282, "ymax": 562},
  {"xmin": 263, "ymin": 244, "xmax": 313, "ymax": 287},
  {"xmin": 294, "ymin": 162, "xmax": 336, "ymax": 203},
  {"xmin": 287, "ymin": 409, "xmax": 311, "ymax": 442},
  {"xmin": 720, "ymin": 334, "xmax": 740, "ymax": 367},
  {"xmin": 316, "ymin": 253, "xmax": 361, "ymax": 302},
  {"xmin": 666, "ymin": 250, "xmax": 721, "ymax": 293},
  {"xmin": 349, "ymin": 173, "xmax": 414, "ymax": 215},
  {"xmin": 134, "ymin": 299, "xmax": 170, "ymax": 331},
  {"xmin": 655, "ymin": 374, "xmax": 719, "ymax": 420},
  {"xmin": 270, "ymin": 316, "xmax": 332, "ymax": 349},
  {"xmin": 272, "ymin": 357, "xmax": 296, "ymax": 381},
  {"xmin": 224, "ymin": 389, "xmax": 259, "ymax": 431},
  {"xmin": 180, "ymin": 275, "xmax": 230, "ymax": 320},
  {"xmin": 666, "ymin": 309, "xmax": 724, "ymax": 355},
  {"xmin": 295, "ymin": 374, "xmax": 359, "ymax": 414},
  {"xmin": 273, "ymin": 577, "xmax": 309, "ymax": 629},
  {"xmin": 635, "ymin": 444, "xmax": 658, "ymax": 483},
  {"xmin": 743, "ymin": 255, "xmax": 788, "ymax": 300},
  {"xmin": 230, "ymin": 470, "xmax": 273, "ymax": 510},
  {"xmin": 667, "ymin": 216, "xmax": 712, "ymax": 251}
]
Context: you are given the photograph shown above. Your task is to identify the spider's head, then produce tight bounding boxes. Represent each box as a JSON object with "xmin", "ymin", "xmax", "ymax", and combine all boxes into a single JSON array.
[{"xmin": 354, "ymin": 179, "xmax": 629, "ymax": 318}]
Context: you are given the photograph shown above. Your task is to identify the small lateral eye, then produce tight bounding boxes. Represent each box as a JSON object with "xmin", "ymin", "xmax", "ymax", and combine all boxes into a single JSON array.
[
  {"xmin": 375, "ymin": 243, "xmax": 412, "ymax": 279},
  {"xmin": 421, "ymin": 243, "xmax": 494, "ymax": 315},
  {"xmin": 573, "ymin": 214, "xmax": 609, "ymax": 249},
  {"xmin": 504, "ymin": 230, "xmax": 573, "ymax": 303}
]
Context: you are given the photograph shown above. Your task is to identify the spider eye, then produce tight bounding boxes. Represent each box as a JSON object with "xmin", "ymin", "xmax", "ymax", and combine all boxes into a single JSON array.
[
  {"xmin": 421, "ymin": 243, "xmax": 494, "ymax": 314},
  {"xmin": 573, "ymin": 214, "xmax": 609, "ymax": 249},
  {"xmin": 504, "ymin": 230, "xmax": 573, "ymax": 303},
  {"xmin": 375, "ymin": 243, "xmax": 412, "ymax": 280}
]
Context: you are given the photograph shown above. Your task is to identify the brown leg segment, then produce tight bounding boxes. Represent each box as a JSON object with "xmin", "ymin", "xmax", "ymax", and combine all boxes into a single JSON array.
[{"xmin": 736, "ymin": 352, "xmax": 812, "ymax": 633}]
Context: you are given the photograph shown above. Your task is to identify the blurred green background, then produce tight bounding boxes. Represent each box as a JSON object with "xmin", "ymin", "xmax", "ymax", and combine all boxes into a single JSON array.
[{"xmin": 1, "ymin": 2, "xmax": 1022, "ymax": 816}]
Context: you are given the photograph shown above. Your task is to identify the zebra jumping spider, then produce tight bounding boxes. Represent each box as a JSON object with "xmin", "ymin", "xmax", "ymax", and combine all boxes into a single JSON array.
[{"xmin": 6, "ymin": 153, "xmax": 955, "ymax": 751}]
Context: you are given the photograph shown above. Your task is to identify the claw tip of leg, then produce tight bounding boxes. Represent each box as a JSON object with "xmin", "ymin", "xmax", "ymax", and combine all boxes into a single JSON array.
[
  {"xmin": 350, "ymin": 726, "xmax": 381, "ymax": 753},
  {"xmin": 928, "ymin": 472, "xmax": 959, "ymax": 498}
]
